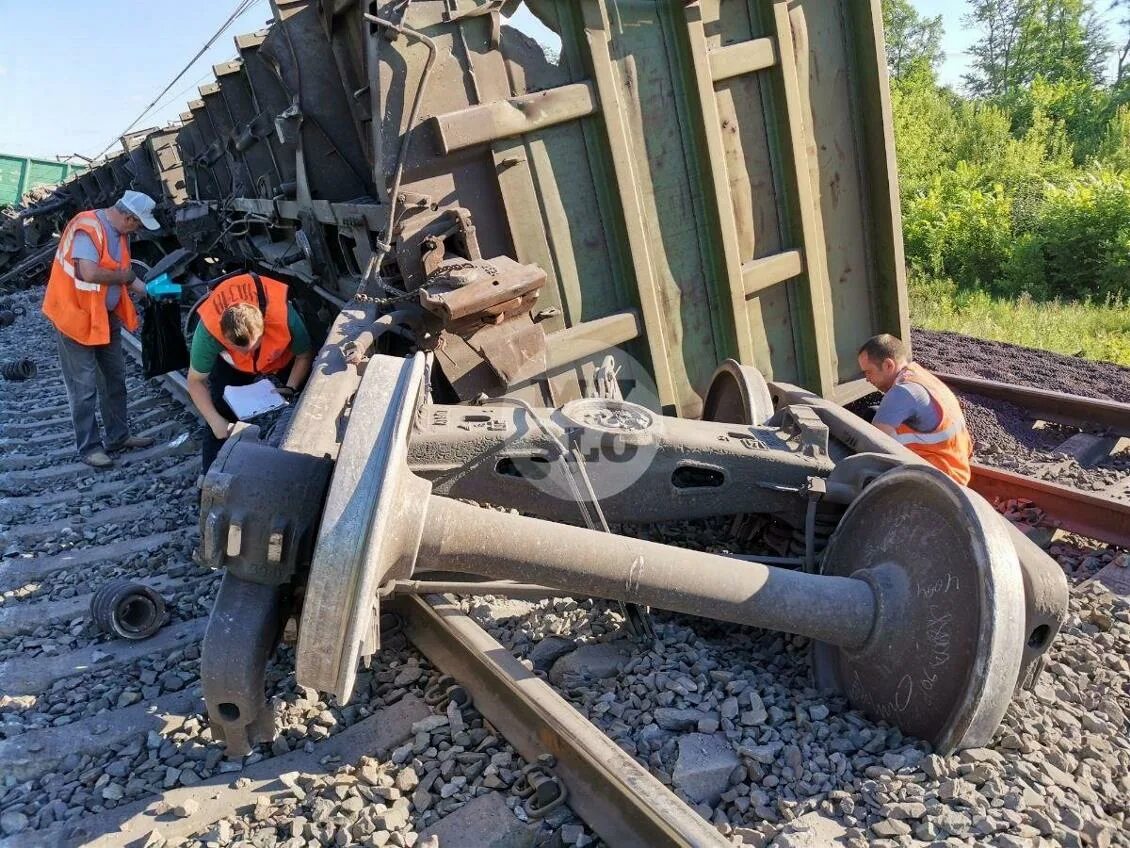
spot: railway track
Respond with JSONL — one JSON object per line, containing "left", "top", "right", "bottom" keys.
{"left": 0, "top": 291, "right": 729, "bottom": 848}
{"left": 930, "top": 371, "right": 1130, "bottom": 549}
{"left": 2, "top": 291, "right": 1127, "bottom": 846}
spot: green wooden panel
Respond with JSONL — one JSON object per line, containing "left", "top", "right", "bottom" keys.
{"left": 0, "top": 155, "right": 27, "bottom": 206}
{"left": 0, "top": 153, "right": 88, "bottom": 207}
{"left": 382, "top": 0, "right": 906, "bottom": 410}
{"left": 26, "top": 160, "right": 68, "bottom": 188}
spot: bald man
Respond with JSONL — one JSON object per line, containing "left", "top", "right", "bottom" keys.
{"left": 858, "top": 334, "right": 973, "bottom": 485}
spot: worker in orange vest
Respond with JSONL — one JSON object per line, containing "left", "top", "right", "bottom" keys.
{"left": 858, "top": 334, "right": 973, "bottom": 485}
{"left": 41, "top": 191, "right": 160, "bottom": 468}
{"left": 186, "top": 271, "right": 314, "bottom": 473}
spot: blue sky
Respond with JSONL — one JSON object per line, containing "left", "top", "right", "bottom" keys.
{"left": 0, "top": 1, "right": 1123, "bottom": 162}
{"left": 0, "top": 0, "right": 274, "bottom": 160}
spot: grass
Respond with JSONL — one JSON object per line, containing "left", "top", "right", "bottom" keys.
{"left": 909, "top": 273, "right": 1130, "bottom": 367}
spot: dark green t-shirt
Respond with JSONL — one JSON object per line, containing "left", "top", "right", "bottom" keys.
{"left": 190, "top": 303, "right": 312, "bottom": 373}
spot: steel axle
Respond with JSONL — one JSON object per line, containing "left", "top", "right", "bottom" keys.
{"left": 294, "top": 354, "right": 1026, "bottom": 754}
{"left": 418, "top": 495, "right": 876, "bottom": 649}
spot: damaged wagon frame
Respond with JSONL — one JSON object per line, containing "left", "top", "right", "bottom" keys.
{"left": 4, "top": 0, "right": 1066, "bottom": 765}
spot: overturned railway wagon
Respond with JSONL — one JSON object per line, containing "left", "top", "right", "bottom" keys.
{"left": 5, "top": 0, "right": 1066, "bottom": 763}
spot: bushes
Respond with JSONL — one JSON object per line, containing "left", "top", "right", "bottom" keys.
{"left": 894, "top": 68, "right": 1130, "bottom": 304}
{"left": 903, "top": 166, "right": 1130, "bottom": 300}
{"left": 903, "top": 168, "right": 1014, "bottom": 287}
{"left": 1015, "top": 170, "right": 1130, "bottom": 299}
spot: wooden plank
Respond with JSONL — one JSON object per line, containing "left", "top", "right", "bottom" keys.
{"left": 2, "top": 434, "right": 196, "bottom": 486}
{"left": 706, "top": 4, "right": 783, "bottom": 379}
{"left": 431, "top": 82, "right": 598, "bottom": 154}
{"left": 0, "top": 529, "right": 187, "bottom": 592}
{"left": 709, "top": 37, "right": 778, "bottom": 82}
{"left": 1091, "top": 558, "right": 1130, "bottom": 599}
{"left": 0, "top": 458, "right": 194, "bottom": 511}
{"left": 580, "top": 0, "right": 679, "bottom": 412}
{"left": 0, "top": 619, "right": 207, "bottom": 696}
{"left": 463, "top": 25, "right": 571, "bottom": 333}
{"left": 770, "top": 0, "right": 836, "bottom": 398}
{"left": 2, "top": 418, "right": 181, "bottom": 471}
{"left": 0, "top": 390, "right": 155, "bottom": 426}
{"left": 741, "top": 249, "right": 804, "bottom": 296}
{"left": 830, "top": 376, "right": 877, "bottom": 407}
{"left": 682, "top": 3, "right": 755, "bottom": 364}
{"left": 0, "top": 689, "right": 202, "bottom": 783}
{"left": 1, "top": 501, "right": 155, "bottom": 544}
{"left": 1052, "top": 433, "right": 1123, "bottom": 468}
{"left": 853, "top": 0, "right": 911, "bottom": 345}
{"left": 542, "top": 311, "right": 641, "bottom": 373}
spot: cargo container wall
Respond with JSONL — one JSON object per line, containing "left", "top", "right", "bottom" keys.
{"left": 0, "top": 154, "right": 88, "bottom": 207}
{"left": 358, "top": 0, "right": 906, "bottom": 414}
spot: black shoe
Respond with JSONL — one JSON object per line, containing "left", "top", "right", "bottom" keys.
{"left": 106, "top": 435, "right": 155, "bottom": 452}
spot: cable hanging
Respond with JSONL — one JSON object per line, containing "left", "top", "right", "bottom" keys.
{"left": 89, "top": 0, "right": 265, "bottom": 162}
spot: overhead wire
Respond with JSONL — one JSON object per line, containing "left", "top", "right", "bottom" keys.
{"left": 144, "top": 71, "right": 217, "bottom": 125}
{"left": 89, "top": 0, "right": 266, "bottom": 161}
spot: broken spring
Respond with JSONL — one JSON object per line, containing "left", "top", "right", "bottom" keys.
{"left": 1, "top": 358, "right": 36, "bottom": 381}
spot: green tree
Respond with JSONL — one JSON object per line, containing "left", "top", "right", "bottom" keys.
{"left": 1114, "top": 0, "right": 1130, "bottom": 85}
{"left": 963, "top": 0, "right": 1109, "bottom": 97}
{"left": 882, "top": 0, "right": 945, "bottom": 80}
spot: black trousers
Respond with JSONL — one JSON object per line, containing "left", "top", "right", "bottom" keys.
{"left": 201, "top": 358, "right": 292, "bottom": 474}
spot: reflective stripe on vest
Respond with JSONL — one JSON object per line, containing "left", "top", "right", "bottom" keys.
{"left": 893, "top": 421, "right": 963, "bottom": 445}
{"left": 892, "top": 363, "right": 973, "bottom": 486}
{"left": 56, "top": 220, "right": 106, "bottom": 291}
{"left": 41, "top": 211, "right": 138, "bottom": 345}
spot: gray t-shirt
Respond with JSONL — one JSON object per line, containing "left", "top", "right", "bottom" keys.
{"left": 873, "top": 380, "right": 942, "bottom": 433}
{"left": 71, "top": 209, "right": 124, "bottom": 311}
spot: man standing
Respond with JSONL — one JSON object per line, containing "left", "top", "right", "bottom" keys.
{"left": 185, "top": 271, "right": 314, "bottom": 474}
{"left": 42, "top": 191, "right": 160, "bottom": 468}
{"left": 857, "top": 333, "right": 973, "bottom": 485}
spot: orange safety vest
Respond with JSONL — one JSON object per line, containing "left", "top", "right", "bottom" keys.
{"left": 198, "top": 272, "right": 294, "bottom": 375}
{"left": 892, "top": 363, "right": 973, "bottom": 486}
{"left": 42, "top": 211, "right": 138, "bottom": 345}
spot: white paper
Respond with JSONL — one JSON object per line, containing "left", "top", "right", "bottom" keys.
{"left": 223, "top": 379, "right": 288, "bottom": 420}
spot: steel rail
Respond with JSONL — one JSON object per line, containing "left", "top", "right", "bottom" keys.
{"left": 936, "top": 371, "right": 1130, "bottom": 437}
{"left": 393, "top": 594, "right": 729, "bottom": 848}
{"left": 969, "top": 463, "right": 1130, "bottom": 549}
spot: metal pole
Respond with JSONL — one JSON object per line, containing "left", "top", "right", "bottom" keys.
{"left": 419, "top": 497, "right": 876, "bottom": 649}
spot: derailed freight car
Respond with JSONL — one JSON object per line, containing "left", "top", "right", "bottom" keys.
{"left": 20, "top": 0, "right": 1067, "bottom": 760}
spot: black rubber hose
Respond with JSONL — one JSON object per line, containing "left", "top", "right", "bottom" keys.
{"left": 89, "top": 580, "right": 168, "bottom": 640}
{"left": 1, "top": 358, "right": 36, "bottom": 381}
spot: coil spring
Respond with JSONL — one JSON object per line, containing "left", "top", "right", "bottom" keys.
{"left": 89, "top": 579, "right": 168, "bottom": 640}
{"left": 1, "top": 358, "right": 36, "bottom": 381}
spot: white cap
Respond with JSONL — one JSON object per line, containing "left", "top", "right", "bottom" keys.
{"left": 115, "top": 190, "right": 160, "bottom": 230}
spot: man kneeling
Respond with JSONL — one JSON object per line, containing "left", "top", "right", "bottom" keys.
{"left": 186, "top": 271, "right": 314, "bottom": 474}
{"left": 858, "top": 333, "right": 973, "bottom": 485}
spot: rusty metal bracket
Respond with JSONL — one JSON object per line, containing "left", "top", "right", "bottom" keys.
{"left": 201, "top": 572, "right": 287, "bottom": 757}
{"left": 199, "top": 431, "right": 332, "bottom": 586}
{"left": 515, "top": 758, "right": 568, "bottom": 819}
